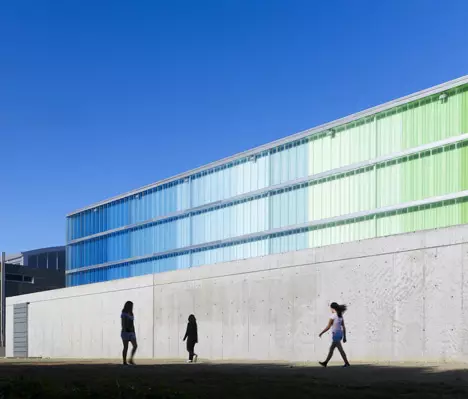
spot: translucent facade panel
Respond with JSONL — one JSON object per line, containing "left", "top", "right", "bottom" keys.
{"left": 190, "top": 154, "right": 270, "bottom": 208}
{"left": 66, "top": 253, "right": 190, "bottom": 286}
{"left": 68, "top": 180, "right": 190, "bottom": 241}
{"left": 377, "top": 143, "right": 468, "bottom": 207}
{"left": 68, "top": 217, "right": 190, "bottom": 269}
{"left": 377, "top": 86, "right": 468, "bottom": 156}
{"left": 377, "top": 198, "right": 468, "bottom": 237}
{"left": 270, "top": 140, "right": 309, "bottom": 186}
{"left": 191, "top": 196, "right": 269, "bottom": 245}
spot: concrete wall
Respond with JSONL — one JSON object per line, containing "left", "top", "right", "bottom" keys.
{"left": 6, "top": 224, "right": 468, "bottom": 362}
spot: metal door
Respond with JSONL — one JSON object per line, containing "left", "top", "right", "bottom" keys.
{"left": 13, "top": 303, "right": 28, "bottom": 358}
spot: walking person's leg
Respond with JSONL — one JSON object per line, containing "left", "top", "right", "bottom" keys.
{"left": 122, "top": 340, "right": 129, "bottom": 365}
{"left": 335, "top": 342, "right": 350, "bottom": 366}
{"left": 129, "top": 337, "right": 138, "bottom": 365}
{"left": 187, "top": 340, "right": 194, "bottom": 362}
{"left": 320, "top": 342, "right": 337, "bottom": 367}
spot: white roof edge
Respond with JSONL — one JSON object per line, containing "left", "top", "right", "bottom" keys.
{"left": 67, "top": 74, "right": 468, "bottom": 217}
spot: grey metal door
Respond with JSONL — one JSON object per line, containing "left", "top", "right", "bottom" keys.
{"left": 13, "top": 303, "right": 28, "bottom": 358}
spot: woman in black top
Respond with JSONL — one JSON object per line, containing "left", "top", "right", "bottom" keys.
{"left": 183, "top": 314, "right": 198, "bottom": 363}
{"left": 121, "top": 301, "right": 138, "bottom": 365}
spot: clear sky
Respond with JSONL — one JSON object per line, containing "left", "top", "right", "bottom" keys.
{"left": 1, "top": 0, "right": 467, "bottom": 254}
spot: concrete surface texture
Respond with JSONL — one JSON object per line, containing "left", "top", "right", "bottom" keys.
{"left": 6, "top": 224, "right": 468, "bottom": 362}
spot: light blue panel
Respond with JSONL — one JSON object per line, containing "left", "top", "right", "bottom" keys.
{"left": 68, "top": 180, "right": 190, "bottom": 241}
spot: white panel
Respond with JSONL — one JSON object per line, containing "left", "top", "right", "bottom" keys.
{"left": 393, "top": 250, "right": 425, "bottom": 361}
{"left": 424, "top": 246, "right": 463, "bottom": 361}
{"left": 247, "top": 276, "right": 271, "bottom": 360}
{"left": 290, "top": 265, "right": 316, "bottom": 361}
{"left": 462, "top": 243, "right": 468, "bottom": 361}
{"left": 5, "top": 305, "right": 14, "bottom": 357}
{"left": 220, "top": 275, "right": 249, "bottom": 359}
{"left": 268, "top": 269, "right": 294, "bottom": 360}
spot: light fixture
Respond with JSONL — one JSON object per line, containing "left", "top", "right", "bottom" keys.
{"left": 439, "top": 93, "right": 448, "bottom": 103}
{"left": 249, "top": 155, "right": 257, "bottom": 163}
{"left": 328, "top": 129, "right": 336, "bottom": 138}
{"left": 184, "top": 177, "right": 190, "bottom": 183}
{"left": 93, "top": 208, "right": 98, "bottom": 212}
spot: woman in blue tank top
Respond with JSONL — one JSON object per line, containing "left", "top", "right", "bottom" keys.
{"left": 319, "top": 302, "right": 350, "bottom": 367}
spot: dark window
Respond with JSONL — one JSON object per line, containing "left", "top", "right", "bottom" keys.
{"left": 47, "top": 251, "right": 57, "bottom": 269}
{"left": 5, "top": 273, "right": 23, "bottom": 282}
{"left": 28, "top": 254, "right": 38, "bottom": 268}
{"left": 58, "top": 251, "right": 65, "bottom": 270}
{"left": 38, "top": 253, "right": 47, "bottom": 269}
{"left": 5, "top": 273, "right": 34, "bottom": 283}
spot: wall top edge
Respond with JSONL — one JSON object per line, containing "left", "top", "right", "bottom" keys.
{"left": 8, "top": 223, "right": 468, "bottom": 306}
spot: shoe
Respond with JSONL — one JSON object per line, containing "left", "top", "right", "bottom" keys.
{"left": 129, "top": 359, "right": 135, "bottom": 366}
{"left": 186, "top": 360, "right": 192, "bottom": 363}
{"left": 319, "top": 362, "right": 327, "bottom": 368}
{"left": 194, "top": 354, "right": 198, "bottom": 363}
{"left": 343, "top": 364, "right": 350, "bottom": 368}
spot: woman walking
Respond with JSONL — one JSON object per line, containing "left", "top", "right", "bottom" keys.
{"left": 319, "top": 302, "right": 350, "bottom": 367}
{"left": 121, "top": 301, "right": 138, "bottom": 365}
{"left": 183, "top": 314, "right": 198, "bottom": 363}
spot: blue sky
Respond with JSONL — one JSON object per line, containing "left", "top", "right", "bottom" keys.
{"left": 1, "top": 0, "right": 467, "bottom": 254}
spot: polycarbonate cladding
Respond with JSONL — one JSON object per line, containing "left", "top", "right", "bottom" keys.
{"left": 66, "top": 83, "right": 468, "bottom": 286}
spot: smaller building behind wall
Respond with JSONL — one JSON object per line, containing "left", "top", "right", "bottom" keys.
{"left": 4, "top": 263, "right": 65, "bottom": 297}
{"left": 6, "top": 246, "right": 65, "bottom": 271}
{"left": 4, "top": 247, "right": 66, "bottom": 297}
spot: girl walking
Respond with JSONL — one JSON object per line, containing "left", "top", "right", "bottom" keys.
{"left": 183, "top": 314, "right": 198, "bottom": 363}
{"left": 121, "top": 301, "right": 138, "bottom": 365}
{"left": 319, "top": 302, "right": 350, "bottom": 367}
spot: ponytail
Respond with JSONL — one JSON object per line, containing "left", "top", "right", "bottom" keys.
{"left": 331, "top": 302, "right": 347, "bottom": 318}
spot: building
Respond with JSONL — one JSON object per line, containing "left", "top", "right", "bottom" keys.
{"left": 3, "top": 262, "right": 65, "bottom": 298}
{"left": 66, "top": 76, "right": 468, "bottom": 287}
{"left": 6, "top": 246, "right": 65, "bottom": 270}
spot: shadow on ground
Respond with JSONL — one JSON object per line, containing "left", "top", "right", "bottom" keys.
{"left": 0, "top": 361, "right": 467, "bottom": 398}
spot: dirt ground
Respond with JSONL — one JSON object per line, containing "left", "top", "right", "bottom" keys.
{"left": 0, "top": 359, "right": 467, "bottom": 398}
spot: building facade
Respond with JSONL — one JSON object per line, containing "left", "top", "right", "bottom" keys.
{"left": 4, "top": 263, "right": 65, "bottom": 297}
{"left": 6, "top": 247, "right": 65, "bottom": 270}
{"left": 66, "top": 76, "right": 468, "bottom": 287}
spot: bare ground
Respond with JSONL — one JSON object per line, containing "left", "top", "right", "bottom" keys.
{"left": 0, "top": 359, "right": 467, "bottom": 398}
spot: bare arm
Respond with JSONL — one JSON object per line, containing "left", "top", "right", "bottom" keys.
{"left": 319, "top": 319, "right": 333, "bottom": 337}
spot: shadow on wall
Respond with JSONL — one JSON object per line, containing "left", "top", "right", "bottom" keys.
{"left": 0, "top": 362, "right": 467, "bottom": 398}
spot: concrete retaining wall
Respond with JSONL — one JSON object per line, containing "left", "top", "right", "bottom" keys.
{"left": 6, "top": 224, "right": 468, "bottom": 362}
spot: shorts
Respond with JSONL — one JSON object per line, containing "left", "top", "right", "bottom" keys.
{"left": 332, "top": 331, "right": 343, "bottom": 343}
{"left": 121, "top": 331, "right": 136, "bottom": 341}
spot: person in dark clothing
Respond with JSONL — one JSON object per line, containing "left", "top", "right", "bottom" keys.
{"left": 183, "top": 314, "right": 198, "bottom": 363}
{"left": 121, "top": 301, "right": 138, "bottom": 365}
